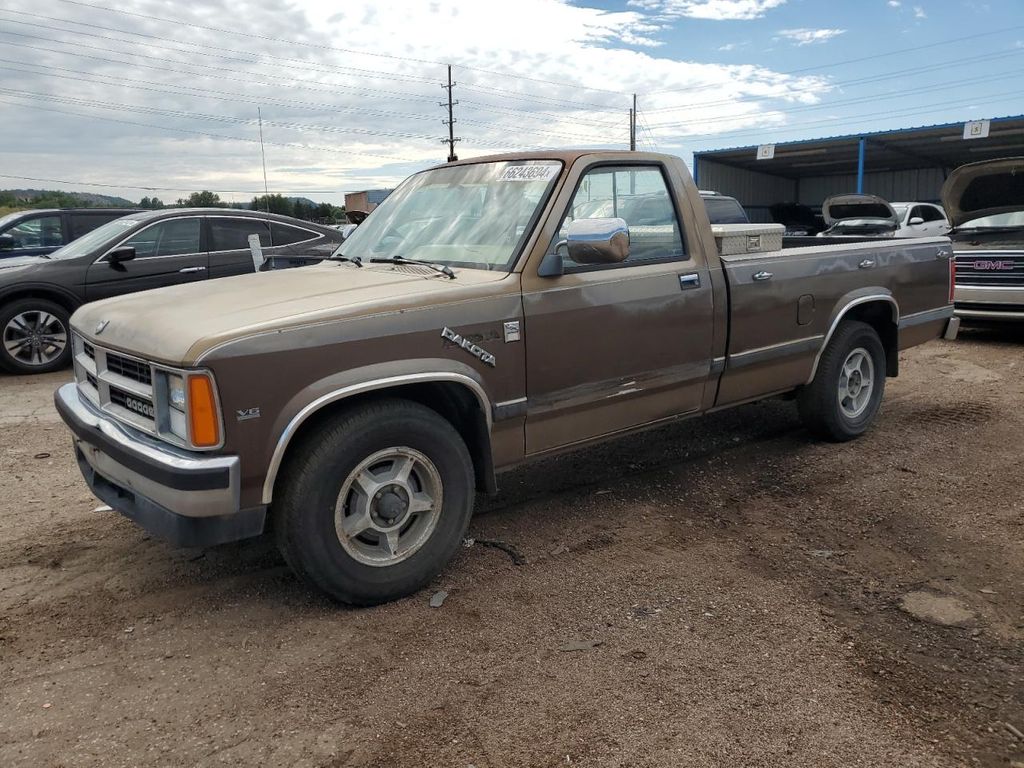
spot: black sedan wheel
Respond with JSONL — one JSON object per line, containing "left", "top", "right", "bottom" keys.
{"left": 0, "top": 299, "right": 72, "bottom": 374}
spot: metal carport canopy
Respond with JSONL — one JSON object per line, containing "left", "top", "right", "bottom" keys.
{"left": 693, "top": 114, "right": 1024, "bottom": 193}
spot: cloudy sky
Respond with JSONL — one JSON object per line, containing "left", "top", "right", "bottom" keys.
{"left": 0, "top": 0, "right": 1022, "bottom": 204}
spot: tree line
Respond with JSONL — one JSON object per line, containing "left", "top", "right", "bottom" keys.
{"left": 1, "top": 190, "right": 346, "bottom": 224}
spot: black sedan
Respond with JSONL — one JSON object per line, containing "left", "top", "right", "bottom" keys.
{"left": 0, "top": 208, "right": 343, "bottom": 374}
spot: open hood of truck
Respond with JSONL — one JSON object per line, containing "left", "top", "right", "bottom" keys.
{"left": 941, "top": 157, "right": 1024, "bottom": 228}
{"left": 821, "top": 194, "right": 898, "bottom": 228}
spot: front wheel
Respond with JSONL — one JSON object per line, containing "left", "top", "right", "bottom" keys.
{"left": 273, "top": 399, "right": 475, "bottom": 605}
{"left": 798, "top": 320, "right": 886, "bottom": 442}
{"left": 0, "top": 299, "right": 72, "bottom": 374}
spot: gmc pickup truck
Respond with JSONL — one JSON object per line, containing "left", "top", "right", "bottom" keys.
{"left": 943, "top": 157, "right": 1024, "bottom": 321}
{"left": 55, "top": 150, "right": 957, "bottom": 605}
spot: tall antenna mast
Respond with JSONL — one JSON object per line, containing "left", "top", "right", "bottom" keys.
{"left": 440, "top": 65, "right": 460, "bottom": 163}
{"left": 258, "top": 107, "right": 270, "bottom": 213}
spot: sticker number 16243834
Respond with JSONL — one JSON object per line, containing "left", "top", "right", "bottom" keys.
{"left": 497, "top": 164, "right": 560, "bottom": 182}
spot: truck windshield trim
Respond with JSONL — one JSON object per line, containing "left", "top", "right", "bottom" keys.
{"left": 338, "top": 160, "right": 563, "bottom": 272}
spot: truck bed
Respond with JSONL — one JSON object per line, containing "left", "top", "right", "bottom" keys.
{"left": 714, "top": 236, "right": 952, "bottom": 405}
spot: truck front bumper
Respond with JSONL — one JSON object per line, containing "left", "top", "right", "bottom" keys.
{"left": 954, "top": 285, "right": 1024, "bottom": 321}
{"left": 54, "top": 383, "right": 266, "bottom": 548}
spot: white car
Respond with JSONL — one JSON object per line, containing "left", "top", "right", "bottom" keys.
{"left": 890, "top": 201, "right": 949, "bottom": 238}
{"left": 818, "top": 194, "right": 948, "bottom": 238}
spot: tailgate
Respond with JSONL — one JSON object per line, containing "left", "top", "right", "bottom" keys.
{"left": 715, "top": 238, "right": 952, "bottom": 406}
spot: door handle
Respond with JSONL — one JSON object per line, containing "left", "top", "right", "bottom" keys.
{"left": 178, "top": 266, "right": 207, "bottom": 274}
{"left": 858, "top": 259, "right": 875, "bottom": 269}
{"left": 678, "top": 273, "right": 701, "bottom": 290}
{"left": 752, "top": 271, "right": 773, "bottom": 281}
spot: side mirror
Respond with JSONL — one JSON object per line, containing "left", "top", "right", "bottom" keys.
{"left": 537, "top": 217, "right": 631, "bottom": 277}
{"left": 564, "top": 217, "right": 630, "bottom": 265}
{"left": 908, "top": 217, "right": 924, "bottom": 226}
{"left": 0, "top": 234, "right": 14, "bottom": 250}
{"left": 108, "top": 246, "right": 136, "bottom": 264}
{"left": 346, "top": 210, "right": 368, "bottom": 225}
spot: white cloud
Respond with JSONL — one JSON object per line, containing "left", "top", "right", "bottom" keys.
{"left": 887, "top": 0, "right": 900, "bottom": 6}
{"left": 0, "top": 0, "right": 834, "bottom": 202}
{"left": 628, "top": 0, "right": 787, "bottom": 21}
{"left": 913, "top": 5, "right": 927, "bottom": 17}
{"left": 776, "top": 28, "right": 847, "bottom": 46}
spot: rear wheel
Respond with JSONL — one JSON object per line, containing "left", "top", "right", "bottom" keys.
{"left": 798, "top": 320, "right": 886, "bottom": 442}
{"left": 273, "top": 399, "right": 475, "bottom": 605}
{"left": 0, "top": 299, "right": 72, "bottom": 374}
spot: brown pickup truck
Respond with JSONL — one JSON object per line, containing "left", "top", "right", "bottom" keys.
{"left": 55, "top": 150, "right": 957, "bottom": 605}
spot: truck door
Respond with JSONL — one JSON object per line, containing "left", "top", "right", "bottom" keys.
{"left": 521, "top": 162, "right": 714, "bottom": 455}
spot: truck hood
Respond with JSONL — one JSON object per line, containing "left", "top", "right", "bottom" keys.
{"left": 941, "top": 157, "right": 1024, "bottom": 228}
{"left": 821, "top": 194, "right": 898, "bottom": 228}
{"left": 71, "top": 261, "right": 511, "bottom": 365}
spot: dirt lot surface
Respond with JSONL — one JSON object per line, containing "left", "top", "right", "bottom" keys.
{"left": 1, "top": 327, "right": 1022, "bottom": 768}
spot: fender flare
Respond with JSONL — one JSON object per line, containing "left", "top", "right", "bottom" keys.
{"left": 807, "top": 292, "right": 899, "bottom": 384}
{"left": 260, "top": 368, "right": 492, "bottom": 505}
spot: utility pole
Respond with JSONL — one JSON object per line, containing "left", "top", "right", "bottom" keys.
{"left": 630, "top": 93, "right": 637, "bottom": 151}
{"left": 440, "top": 65, "right": 460, "bottom": 162}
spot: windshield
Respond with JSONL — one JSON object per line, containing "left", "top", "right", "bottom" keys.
{"left": 47, "top": 217, "right": 139, "bottom": 260}
{"left": 891, "top": 205, "right": 909, "bottom": 221}
{"left": 339, "top": 160, "right": 562, "bottom": 271}
{"left": 959, "top": 211, "right": 1024, "bottom": 229}
{"left": 0, "top": 211, "right": 32, "bottom": 230}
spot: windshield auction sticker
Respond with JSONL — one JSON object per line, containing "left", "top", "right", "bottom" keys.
{"left": 498, "top": 164, "right": 560, "bottom": 182}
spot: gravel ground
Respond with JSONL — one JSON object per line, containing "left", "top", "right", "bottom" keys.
{"left": 0, "top": 325, "right": 1021, "bottom": 768}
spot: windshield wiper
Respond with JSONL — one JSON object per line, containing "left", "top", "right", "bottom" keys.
{"left": 370, "top": 255, "right": 456, "bottom": 279}
{"left": 329, "top": 253, "right": 362, "bottom": 267}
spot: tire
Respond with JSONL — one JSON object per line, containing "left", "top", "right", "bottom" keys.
{"left": 0, "top": 298, "right": 73, "bottom": 374}
{"left": 797, "top": 320, "right": 886, "bottom": 442}
{"left": 273, "top": 398, "right": 475, "bottom": 605}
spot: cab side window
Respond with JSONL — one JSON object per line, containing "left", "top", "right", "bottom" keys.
{"left": 4, "top": 215, "right": 65, "bottom": 250}
{"left": 122, "top": 218, "right": 201, "bottom": 258}
{"left": 551, "top": 165, "right": 685, "bottom": 270}
{"left": 921, "top": 205, "right": 946, "bottom": 223}
{"left": 70, "top": 213, "right": 123, "bottom": 240}
{"left": 209, "top": 218, "right": 271, "bottom": 251}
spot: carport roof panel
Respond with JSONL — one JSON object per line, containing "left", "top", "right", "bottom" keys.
{"left": 694, "top": 115, "right": 1024, "bottom": 178}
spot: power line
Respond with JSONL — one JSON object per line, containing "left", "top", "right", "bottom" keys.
{"left": 0, "top": 9, "right": 633, "bottom": 114}
{"left": 646, "top": 68, "right": 1024, "bottom": 132}
{"left": 0, "top": 95, "right": 421, "bottom": 164}
{"left": 54, "top": 0, "right": 630, "bottom": 96}
{"left": 0, "top": 88, "right": 587, "bottom": 159}
{"left": 644, "top": 47, "right": 1024, "bottom": 116}
{"left": 0, "top": 61, "right": 499, "bottom": 145}
{"left": 0, "top": 23, "right": 623, "bottom": 126}
{"left": 675, "top": 92, "right": 1024, "bottom": 148}
{"left": 0, "top": 41, "right": 449, "bottom": 122}
{"left": 643, "top": 23, "right": 1024, "bottom": 96}
{"left": 0, "top": 17, "right": 447, "bottom": 98}
{"left": 0, "top": 60, "right": 621, "bottom": 149}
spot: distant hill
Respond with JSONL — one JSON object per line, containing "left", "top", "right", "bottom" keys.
{"left": 2, "top": 189, "right": 136, "bottom": 207}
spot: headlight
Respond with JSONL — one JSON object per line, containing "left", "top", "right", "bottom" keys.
{"left": 167, "top": 374, "right": 186, "bottom": 411}
{"left": 157, "top": 369, "right": 222, "bottom": 449}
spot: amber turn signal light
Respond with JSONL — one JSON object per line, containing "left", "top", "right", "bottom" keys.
{"left": 187, "top": 374, "right": 220, "bottom": 448}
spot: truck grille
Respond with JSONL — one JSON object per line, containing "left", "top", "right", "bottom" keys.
{"left": 954, "top": 251, "right": 1024, "bottom": 286}
{"left": 106, "top": 352, "right": 153, "bottom": 386}
{"left": 72, "top": 335, "right": 159, "bottom": 434}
